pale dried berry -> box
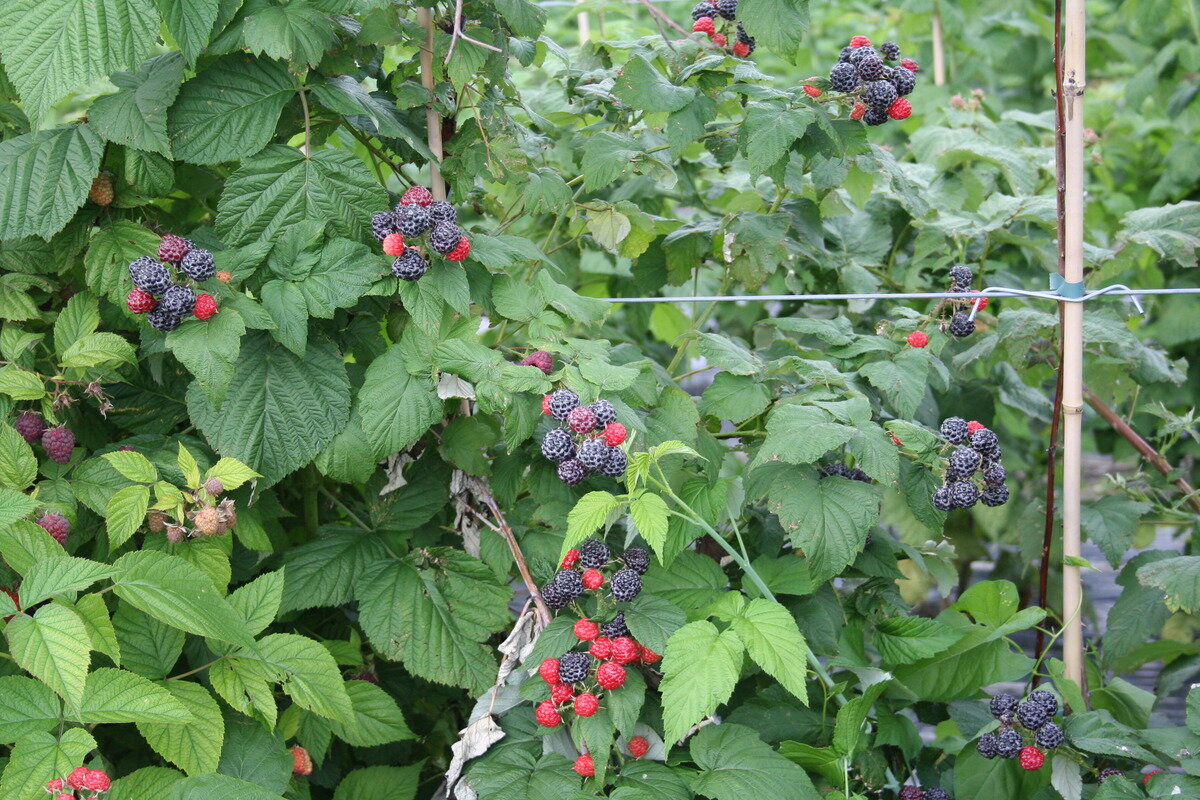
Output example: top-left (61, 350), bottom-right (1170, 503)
top-left (931, 486), bottom-right (953, 511)
top-left (396, 204), bottom-right (433, 237)
top-left (558, 459), bottom-right (586, 486)
top-left (541, 428), bottom-right (575, 462)
top-left (947, 447), bottom-right (982, 479)
top-left (429, 201), bottom-right (457, 223)
top-left (391, 250), bottom-right (429, 281)
top-left (371, 211), bottom-right (397, 241)
top-left (147, 307), bottom-right (182, 332)
top-left (601, 612), bottom-right (629, 639)
top-left (130, 259), bottom-right (173, 295)
top-left (577, 438), bottom-right (610, 470)
top-left (567, 406), bottom-right (599, 434)
top-left (42, 427), bottom-right (75, 464)
top-left (161, 285), bottom-right (197, 316)
top-left (622, 547), bottom-right (650, 575)
top-left (996, 728), bottom-right (1023, 759)
top-left (157, 234), bottom-right (192, 263)
top-left (940, 417), bottom-right (969, 444)
top-left (977, 733), bottom-right (999, 759)
top-left (579, 538), bottom-right (610, 568)
top-left (193, 507), bottom-right (221, 537)
top-left (557, 651), bottom-right (591, 684)
top-left (547, 389), bottom-right (579, 421)
top-left (429, 221), bottom-right (462, 254)
top-left (37, 513), bottom-right (70, 546)
top-left (14, 411), bottom-right (46, 444)
top-left (599, 447), bottom-right (627, 478)
top-left (1035, 722), bottom-right (1064, 749)
top-left (990, 693), bottom-right (1019, 719)
top-left (180, 248), bottom-right (215, 281)
top-left (610, 568), bottom-right (642, 602)
top-left (981, 485), bottom-right (1009, 507)
top-left (949, 480), bottom-right (979, 509)
top-left (589, 399), bottom-right (617, 426)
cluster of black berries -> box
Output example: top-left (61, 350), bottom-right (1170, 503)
top-left (821, 463), bottom-right (872, 483)
top-left (127, 235), bottom-right (220, 331)
top-left (898, 786), bottom-right (952, 800)
top-left (370, 186), bottom-right (470, 282)
top-left (542, 539), bottom-right (648, 609)
top-left (976, 690), bottom-right (1062, 771)
top-left (946, 265), bottom-right (986, 339)
top-left (540, 389), bottom-right (628, 486)
top-left (689, 0), bottom-right (755, 57)
top-left (828, 36), bottom-right (917, 125)
top-left (931, 418), bottom-right (1009, 510)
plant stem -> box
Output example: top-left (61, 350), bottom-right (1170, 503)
top-left (318, 485), bottom-right (374, 531)
top-left (296, 83), bottom-right (312, 156)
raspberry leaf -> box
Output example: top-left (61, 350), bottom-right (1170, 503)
top-left (89, 52), bottom-right (185, 156)
top-left (247, 633), bottom-right (354, 724)
top-left (5, 603), bottom-right (91, 709)
top-left (327, 679), bottom-right (414, 747)
top-left (690, 723), bottom-right (819, 800)
top-left (166, 307), bottom-right (247, 407)
top-left (728, 598), bottom-right (810, 704)
top-left (622, 592), bottom-right (686, 656)
top-left (660, 620), bottom-right (744, 744)
top-left (0, 676), bottom-right (63, 742)
top-left (242, 3), bottom-right (335, 69)
top-left (136, 682), bottom-right (224, 774)
top-left (765, 469), bottom-right (877, 583)
top-left (333, 765), bottom-right (422, 800)
top-left (0, 125), bottom-right (105, 240)
top-left (753, 405), bottom-right (856, 467)
top-left (75, 667), bottom-right (192, 724)
top-left (0, 728), bottom-right (97, 800)
top-left (464, 749), bottom-right (577, 799)
top-left (612, 55), bottom-right (697, 114)
top-left (18, 557), bottom-right (114, 607)
top-left (153, 0), bottom-right (220, 66)
top-left (357, 346), bottom-right (443, 462)
top-left (0, 421), bottom-right (37, 490)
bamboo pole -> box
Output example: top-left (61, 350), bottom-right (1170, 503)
top-left (416, 7), bottom-right (446, 202)
top-left (931, 0), bottom-right (946, 86)
top-left (1060, 0), bottom-right (1087, 692)
top-left (578, 2), bottom-right (591, 44)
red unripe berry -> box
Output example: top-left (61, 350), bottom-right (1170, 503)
top-left (802, 84), bottom-right (823, 98)
top-left (56, 794), bottom-right (74, 800)
top-left (574, 618), bottom-right (600, 641)
top-left (966, 420), bottom-right (987, 434)
top-left (401, 186), bottom-right (434, 206)
top-left (1019, 745), bottom-right (1045, 771)
top-left (849, 35), bottom-right (871, 47)
top-left (14, 411), bottom-right (46, 444)
top-left (969, 290), bottom-right (989, 310)
top-left (639, 645), bottom-right (661, 664)
top-left (732, 41), bottom-right (750, 58)
top-left (83, 770), bottom-right (111, 792)
top-left (628, 735), bottom-right (650, 758)
top-left (906, 331), bottom-right (928, 348)
top-left (611, 637), bottom-right (640, 664)
top-left (890, 433), bottom-right (903, 446)
top-left (447, 236), bottom-right (471, 262)
top-left (291, 745), bottom-right (313, 775)
top-left (67, 768), bottom-right (89, 790)
top-left (574, 692), bottom-right (600, 717)
top-left (900, 58), bottom-right (919, 72)
top-left (850, 102), bottom-right (867, 121)
top-left (37, 514), bottom-right (70, 546)
top-left (551, 683), bottom-right (574, 704)
top-left (888, 98), bottom-right (912, 120)
top-left (194, 294), bottom-right (217, 321)
top-left (567, 406), bottom-right (598, 434)
top-left (535, 700), bottom-right (562, 727)
top-left (3, 588), bottom-right (18, 623)
top-left (157, 234), bottom-right (191, 263)
top-left (382, 233), bottom-right (406, 257)
top-left (46, 778), bottom-right (64, 792)
top-left (589, 637), bottom-right (612, 659)
top-left (692, 16), bottom-right (715, 34)
top-left (42, 426), bottom-right (75, 465)
top-left (561, 549), bottom-right (580, 568)
top-left (126, 288), bottom-right (156, 314)
top-left (539, 658), bottom-right (561, 685)
top-left (712, 33), bottom-right (727, 47)
top-left (520, 350), bottom-right (554, 375)
top-left (582, 568), bottom-right (604, 590)
top-left (1144, 770), bottom-right (1162, 785)
top-left (573, 753), bottom-right (594, 777)
top-left (603, 423), bottom-right (627, 446)
top-left (596, 660), bottom-right (626, 689)
top-left (542, 395), bottom-right (554, 416)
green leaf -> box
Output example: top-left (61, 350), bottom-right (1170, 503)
top-left (176, 442), bottom-right (201, 489)
top-left (690, 723), bottom-right (820, 800)
top-left (308, 76), bottom-right (434, 159)
top-left (70, 594), bottom-right (121, 666)
top-left (243, 2), bottom-right (335, 68)
top-left (859, 349), bottom-right (931, 418)
top-left (564, 492), bottom-right (622, 555)
top-left (729, 598), bottom-right (810, 703)
top-left (0, 125), bottom-right (105, 240)
top-left (0, 728), bottom-right (97, 800)
top-left (0, 422), bottom-right (37, 489)
top-left (138, 681), bottom-right (224, 776)
top-left (0, 519), bottom-right (66, 575)
top-left (113, 603), bottom-right (184, 680)
top-left (0, 0), bottom-right (158, 125)
top-left (18, 557), bottom-right (113, 607)
top-left (1119, 201), bottom-right (1200, 268)
top-left (954, 746), bottom-right (1050, 800)
top-left (738, 105), bottom-right (814, 177)
top-left (102, 450), bottom-right (158, 483)
top-left (873, 616), bottom-right (964, 666)
top-left (250, 633), bottom-right (354, 724)
top-left (0, 676), bottom-right (63, 743)
top-left (328, 679), bottom-right (415, 746)
top-left (0, 365), bottom-right (46, 401)
top-left (216, 707), bottom-right (291, 793)
top-left (766, 469), bottom-right (878, 583)
top-left (167, 306), bottom-right (247, 407)
top-left (846, 426), bottom-right (901, 487)
top-left (109, 767), bottom-right (185, 800)
top-left (106, 484), bottom-right (150, 550)
top-left (186, 333), bottom-right (351, 486)
top-left (153, 0), bottom-right (221, 65)
top-left (84, 220), bottom-right (162, 303)
top-left (699, 373), bottom-right (770, 424)
top-left (165, 774), bottom-right (288, 800)
top-left (205, 458), bottom-right (260, 492)
top-left (693, 332), bottom-right (762, 376)
top-left (754, 404), bottom-right (856, 467)
top-left (167, 55), bottom-right (294, 165)
top-left (53, 291), bottom-right (100, 356)
top-left (832, 681), bottom-right (887, 755)
top-left (227, 570), bottom-right (284, 636)
top-left (612, 55), bottom-right (696, 113)
top-left (465, 749), bottom-right (578, 799)
top-left (629, 492), bottom-right (671, 560)
top-left (90, 52), bottom-right (185, 156)
top-left (59, 332), bottom-right (136, 368)
top-left (357, 346), bottom-right (443, 462)
top-left (6, 603), bottom-right (90, 709)
top-left (280, 529), bottom-right (389, 612)
top-left (660, 620), bottom-right (744, 744)
top-left (76, 667), bottom-right (193, 724)
top-left (1081, 496), bottom-right (1151, 568)
top-left (111, 550), bottom-right (257, 648)
top-left (1137, 556), bottom-right (1200, 614)
top-left (623, 592), bottom-right (685, 655)
top-left (215, 145), bottom-right (388, 246)
top-left (209, 657), bottom-right (276, 729)
top-left (334, 765), bottom-right (421, 800)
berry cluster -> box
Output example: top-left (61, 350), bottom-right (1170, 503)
top-left (821, 462), bottom-right (872, 484)
top-left (14, 411), bottom-right (75, 465)
top-left (542, 539), bottom-right (648, 608)
top-left (126, 235), bottom-right (219, 332)
top-left (828, 36), bottom-right (918, 126)
top-left (976, 690), bottom-right (1062, 771)
top-left (898, 786), bottom-right (952, 800)
top-left (146, 478), bottom-right (237, 543)
top-left (947, 265), bottom-right (985, 339)
top-left (931, 418), bottom-right (1009, 510)
top-left (88, 173), bottom-right (113, 206)
top-left (371, 186), bottom-right (470, 282)
top-left (540, 389), bottom-right (628, 485)
top-left (689, 0), bottom-right (755, 57)
top-left (46, 766), bottom-right (111, 799)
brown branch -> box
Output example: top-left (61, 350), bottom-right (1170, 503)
top-left (445, 0), bottom-right (502, 66)
top-left (1034, 347), bottom-right (1064, 682)
top-left (479, 492), bottom-right (553, 628)
top-left (635, 0), bottom-right (693, 37)
top-left (1084, 388), bottom-right (1200, 514)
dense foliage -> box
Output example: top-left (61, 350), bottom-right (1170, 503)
top-left (0, 0), bottom-right (1198, 798)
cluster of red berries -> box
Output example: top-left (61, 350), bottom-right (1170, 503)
top-left (126, 234), bottom-right (223, 332)
top-left (822, 36), bottom-right (918, 126)
top-left (14, 411), bottom-right (75, 466)
top-left (46, 766), bottom-right (111, 798)
top-left (371, 186), bottom-right (470, 282)
top-left (540, 389), bottom-right (628, 485)
top-left (689, 0), bottom-right (755, 57)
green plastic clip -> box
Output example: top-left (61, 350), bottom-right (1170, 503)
top-left (1049, 274), bottom-right (1086, 299)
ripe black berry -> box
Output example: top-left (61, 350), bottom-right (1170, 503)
top-left (691, 2), bottom-right (713, 20)
top-left (599, 447), bottom-right (627, 478)
top-left (880, 41), bottom-right (901, 60)
top-left (892, 66), bottom-right (916, 96)
top-left (577, 438), bottom-right (609, 470)
top-left (735, 22), bottom-right (755, 50)
top-left (396, 204), bottom-right (432, 237)
top-left (541, 428), bottom-right (575, 462)
top-left (557, 651), bottom-right (591, 684)
top-left (130, 259), bottom-right (173, 296)
top-left (931, 486), bottom-right (953, 511)
top-left (371, 211), bottom-right (397, 241)
top-left (940, 417), bottom-right (969, 444)
top-left (823, 463), bottom-right (851, 479)
top-left (977, 733), bottom-right (999, 759)
top-left (589, 399), bottom-right (617, 426)
top-left (180, 248), bottom-right (215, 282)
top-left (829, 62), bottom-right (860, 93)
top-left (622, 547), bottom-right (650, 575)
top-left (983, 464), bottom-right (1006, 485)
top-left (391, 250), bottom-right (429, 281)
top-left (601, 612), bottom-right (629, 639)
top-left (430, 221), bottom-right (462, 255)
top-left (1017, 699), bottom-right (1050, 730)
top-left (981, 485), bottom-right (1009, 507)
top-left (949, 265), bottom-right (973, 289)
top-left (863, 108), bottom-right (888, 126)
top-left (848, 45), bottom-right (878, 65)
top-left (1035, 722), bottom-right (1064, 749)
top-left (990, 693), bottom-right (1019, 719)
top-left (548, 389), bottom-right (579, 421)
top-left (924, 790), bottom-right (950, 800)
top-left (429, 201), bottom-right (457, 224)
top-left (579, 538), bottom-right (610, 568)
top-left (1098, 768), bottom-right (1123, 783)
top-left (542, 579), bottom-right (569, 609)
top-left (857, 55), bottom-right (885, 81)
top-left (949, 480), bottom-right (979, 509)
top-left (947, 447), bottom-right (982, 479)
top-left (610, 568), bottom-right (642, 602)
top-left (161, 285), bottom-right (196, 316)
top-left (558, 458), bottom-right (586, 486)
top-left (969, 429), bottom-right (1000, 457)
top-left (863, 80), bottom-right (898, 110)
top-left (147, 307), bottom-right (182, 332)
top-left (554, 568), bottom-right (584, 601)
top-left (1028, 689), bottom-right (1058, 716)
top-left (949, 312), bottom-right (975, 338)
top-left (996, 728), bottom-right (1022, 759)
top-left (716, 0), bottom-right (737, 19)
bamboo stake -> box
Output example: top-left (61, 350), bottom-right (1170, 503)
top-left (1060, 0), bottom-right (1087, 693)
top-left (931, 0), bottom-right (946, 86)
top-left (578, 1), bottom-right (591, 44)
top-left (416, 7), bottom-right (446, 202)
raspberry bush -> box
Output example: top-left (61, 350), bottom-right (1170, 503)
top-left (0, 1), bottom-right (1198, 799)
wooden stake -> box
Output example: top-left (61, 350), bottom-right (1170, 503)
top-left (1059, 0), bottom-right (1087, 693)
top-left (416, 7), bottom-right (446, 202)
top-left (931, 1), bottom-right (946, 86)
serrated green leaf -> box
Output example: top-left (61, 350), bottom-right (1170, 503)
top-left (0, 125), bottom-right (105, 240)
top-left (113, 602), bottom-right (184, 680)
top-left (84, 220), bottom-right (162, 303)
top-left (6, 602), bottom-right (90, 709)
top-left (0, 728), bottom-right (97, 800)
top-left (873, 616), bottom-right (964, 666)
top-left (280, 529), bottom-right (389, 613)
top-left (69, 593), bottom-right (121, 665)
top-left (465, 749), bottom-right (577, 800)
top-left (738, 105), bottom-right (813, 177)
top-left (53, 291), bottom-right (100, 356)
top-left (754, 404), bottom-right (856, 467)
top-left (0, 519), bottom-right (66, 574)
top-left (18, 557), bottom-right (113, 607)
top-left (832, 681), bottom-right (887, 755)
top-left (629, 492), bottom-right (670, 560)
top-left (176, 443), bottom-right (201, 489)
top-left (729, 598), bottom-right (810, 703)
top-left (59, 332), bottom-right (136, 368)
top-left (90, 52), bottom-right (185, 156)
top-left (167, 55), bottom-right (294, 165)
top-left (165, 773), bottom-right (288, 800)
top-left (75, 667), bottom-right (193, 724)
top-left (357, 345), bottom-right (443, 462)
top-left (226, 570), bottom-right (283, 637)
top-left (138, 681), bottom-right (224, 775)
top-left (109, 767), bottom-right (186, 800)
top-left (216, 707), bottom-right (291, 792)
top-left (766, 469), bottom-right (877, 583)
top-left (660, 620), bottom-right (744, 744)
top-left (167, 307), bottom-right (247, 407)
top-left (106, 483), bottom-right (150, 550)
top-left (690, 723), bottom-right (819, 800)
top-left (243, 2), bottom-right (335, 68)
top-left (623, 592), bottom-right (685, 655)
top-left (334, 765), bottom-right (421, 800)
top-left (153, 0), bottom-right (221, 65)
top-left (859, 348), bottom-right (931, 418)
top-left (209, 656), bottom-right (277, 729)
top-left (204, 457), bottom-right (260, 492)
top-left (103, 450), bottom-right (158, 483)
top-left (0, 422), bottom-right (37, 489)
top-left (329, 679), bottom-right (414, 746)
top-left (0, 676), bottom-right (63, 743)
top-left (563, 491), bottom-right (621, 555)
top-left (612, 55), bottom-right (696, 113)
top-left (247, 633), bottom-right (354, 723)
